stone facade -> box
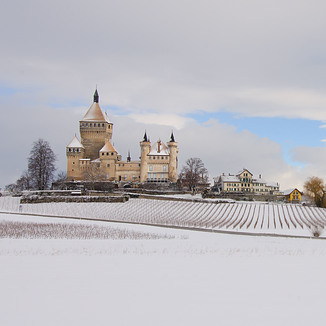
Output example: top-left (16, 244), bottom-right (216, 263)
top-left (66, 90), bottom-right (179, 183)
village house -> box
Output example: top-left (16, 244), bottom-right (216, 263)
top-left (213, 168), bottom-right (281, 195)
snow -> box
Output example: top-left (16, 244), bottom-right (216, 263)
top-left (1, 198), bottom-right (326, 326)
top-left (2, 197), bottom-right (324, 238)
top-left (1, 212), bottom-right (326, 326)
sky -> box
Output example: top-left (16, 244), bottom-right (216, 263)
top-left (1, 0), bottom-right (326, 190)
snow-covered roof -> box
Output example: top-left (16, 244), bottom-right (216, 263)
top-left (67, 136), bottom-right (84, 148)
top-left (283, 188), bottom-right (302, 196)
top-left (100, 140), bottom-right (117, 153)
top-left (219, 175), bottom-right (241, 183)
top-left (236, 168), bottom-right (253, 176)
top-left (266, 182), bottom-right (279, 188)
top-left (148, 140), bottom-right (169, 156)
top-left (81, 102), bottom-right (110, 122)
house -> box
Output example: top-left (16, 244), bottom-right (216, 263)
top-left (213, 168), bottom-right (280, 194)
top-left (283, 188), bottom-right (302, 203)
top-left (66, 89), bottom-right (179, 183)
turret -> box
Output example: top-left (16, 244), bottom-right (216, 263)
top-left (140, 131), bottom-right (151, 182)
top-left (167, 131), bottom-right (178, 182)
top-left (99, 140), bottom-right (118, 180)
top-left (66, 135), bottom-right (85, 181)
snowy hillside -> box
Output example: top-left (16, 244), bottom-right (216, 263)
top-left (1, 197), bottom-right (325, 237)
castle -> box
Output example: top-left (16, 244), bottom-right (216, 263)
top-left (66, 90), bottom-right (179, 183)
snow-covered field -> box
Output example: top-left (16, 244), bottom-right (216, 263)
top-left (1, 196), bottom-right (325, 237)
top-left (1, 198), bottom-right (326, 326)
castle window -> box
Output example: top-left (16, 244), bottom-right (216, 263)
top-left (133, 175), bottom-right (136, 180)
top-left (139, 164), bottom-right (141, 167)
top-left (102, 153), bottom-right (104, 156)
top-left (106, 174), bottom-right (109, 179)
top-left (124, 174), bottom-right (127, 180)
top-left (149, 165), bottom-right (153, 171)
top-left (161, 173), bottom-right (164, 179)
top-left (72, 169), bottom-right (74, 172)
top-left (106, 152), bottom-right (109, 155)
top-left (102, 124), bottom-right (104, 127)
top-left (149, 156), bottom-right (151, 159)
top-left (111, 152), bottom-right (114, 156)
top-left (72, 162), bottom-right (75, 165)
top-left (153, 157), bottom-right (155, 160)
top-left (165, 157), bottom-right (168, 160)
top-left (163, 165), bottom-right (167, 171)
top-left (107, 164), bottom-right (110, 167)
top-left (161, 157), bottom-right (164, 159)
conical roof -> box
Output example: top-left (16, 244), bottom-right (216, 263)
top-left (100, 140), bottom-right (117, 152)
top-left (67, 135), bottom-right (84, 148)
top-left (81, 102), bottom-right (107, 122)
top-left (81, 89), bottom-right (110, 122)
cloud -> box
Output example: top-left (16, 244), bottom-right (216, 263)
top-left (1, 0), bottom-right (326, 190)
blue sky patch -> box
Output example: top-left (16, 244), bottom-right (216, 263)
top-left (186, 111), bottom-right (325, 167)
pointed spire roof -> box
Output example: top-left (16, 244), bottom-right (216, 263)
top-left (143, 131), bottom-right (148, 142)
top-left (170, 131), bottom-right (175, 142)
top-left (67, 135), bottom-right (84, 148)
top-left (93, 89), bottom-right (99, 103)
top-left (81, 89), bottom-right (109, 122)
top-left (100, 140), bottom-right (117, 153)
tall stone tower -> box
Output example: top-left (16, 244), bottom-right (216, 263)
top-left (140, 132), bottom-right (151, 182)
top-left (79, 89), bottom-right (113, 161)
top-left (66, 135), bottom-right (85, 180)
top-left (167, 132), bottom-right (178, 182)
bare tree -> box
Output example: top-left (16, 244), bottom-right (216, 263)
top-left (179, 157), bottom-right (209, 191)
top-left (16, 170), bottom-right (32, 191)
top-left (304, 176), bottom-right (326, 207)
top-left (83, 163), bottom-right (106, 190)
top-left (28, 139), bottom-right (56, 190)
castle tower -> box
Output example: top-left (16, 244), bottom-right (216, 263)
top-left (167, 131), bottom-right (178, 182)
top-left (99, 140), bottom-right (118, 181)
top-left (140, 131), bottom-right (151, 182)
top-left (79, 89), bottom-right (113, 161)
top-left (66, 135), bottom-right (85, 181)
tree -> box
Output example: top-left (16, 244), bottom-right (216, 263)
top-left (83, 163), bottom-right (106, 189)
top-left (16, 170), bottom-right (31, 191)
top-left (179, 157), bottom-right (209, 191)
top-left (28, 139), bottom-right (56, 190)
top-left (304, 176), bottom-right (326, 207)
